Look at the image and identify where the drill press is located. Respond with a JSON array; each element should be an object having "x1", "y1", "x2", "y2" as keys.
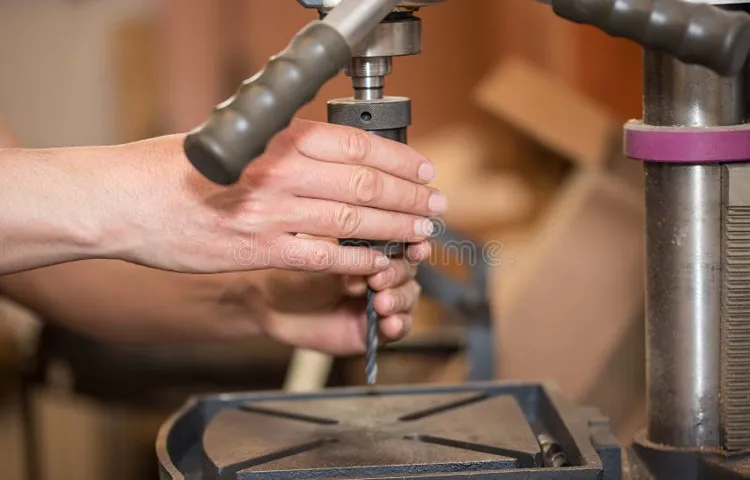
[{"x1": 164, "y1": 0, "x2": 750, "y2": 478}]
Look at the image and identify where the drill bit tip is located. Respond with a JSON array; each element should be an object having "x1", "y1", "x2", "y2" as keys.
[{"x1": 366, "y1": 364, "x2": 378, "y2": 385}]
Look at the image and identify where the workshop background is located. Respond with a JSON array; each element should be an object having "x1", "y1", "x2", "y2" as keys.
[{"x1": 0, "y1": 1, "x2": 644, "y2": 480}]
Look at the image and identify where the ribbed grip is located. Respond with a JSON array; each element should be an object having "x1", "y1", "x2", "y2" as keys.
[
  {"x1": 184, "y1": 21, "x2": 351, "y2": 185},
  {"x1": 551, "y1": 0, "x2": 750, "y2": 76}
]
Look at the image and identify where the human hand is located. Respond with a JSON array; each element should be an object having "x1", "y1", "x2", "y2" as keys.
[
  {"x1": 252, "y1": 241, "x2": 430, "y2": 355},
  {"x1": 113, "y1": 119, "x2": 445, "y2": 275}
]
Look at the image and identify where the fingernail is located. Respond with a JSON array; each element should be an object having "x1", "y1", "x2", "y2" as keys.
[
  {"x1": 418, "y1": 163, "x2": 436, "y2": 182},
  {"x1": 375, "y1": 256, "x2": 390, "y2": 269},
  {"x1": 428, "y1": 192, "x2": 448, "y2": 214},
  {"x1": 414, "y1": 218, "x2": 434, "y2": 237}
]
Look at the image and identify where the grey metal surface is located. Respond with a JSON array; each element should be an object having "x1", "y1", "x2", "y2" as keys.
[
  {"x1": 322, "y1": 0, "x2": 400, "y2": 50},
  {"x1": 157, "y1": 382, "x2": 621, "y2": 480},
  {"x1": 345, "y1": 57, "x2": 392, "y2": 100},
  {"x1": 644, "y1": 161, "x2": 723, "y2": 449},
  {"x1": 414, "y1": 226, "x2": 494, "y2": 381},
  {"x1": 643, "y1": 53, "x2": 746, "y2": 126},
  {"x1": 203, "y1": 393, "x2": 541, "y2": 476},
  {"x1": 626, "y1": 431, "x2": 750, "y2": 480},
  {"x1": 643, "y1": 50, "x2": 747, "y2": 449},
  {"x1": 328, "y1": 97, "x2": 411, "y2": 130},
  {"x1": 343, "y1": 14, "x2": 420, "y2": 101},
  {"x1": 351, "y1": 14, "x2": 421, "y2": 57}
]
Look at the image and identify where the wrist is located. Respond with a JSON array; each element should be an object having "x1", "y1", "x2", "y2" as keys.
[
  {"x1": 91, "y1": 135, "x2": 197, "y2": 264},
  {"x1": 55, "y1": 143, "x2": 153, "y2": 262},
  {"x1": 0, "y1": 146, "x2": 118, "y2": 270}
]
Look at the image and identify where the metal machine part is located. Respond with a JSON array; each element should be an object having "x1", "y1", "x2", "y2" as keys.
[
  {"x1": 415, "y1": 226, "x2": 495, "y2": 381},
  {"x1": 620, "y1": 2, "x2": 750, "y2": 477},
  {"x1": 540, "y1": 0, "x2": 750, "y2": 75},
  {"x1": 157, "y1": 382, "x2": 621, "y2": 480},
  {"x1": 322, "y1": 7, "x2": 426, "y2": 385},
  {"x1": 642, "y1": 52, "x2": 743, "y2": 450}
]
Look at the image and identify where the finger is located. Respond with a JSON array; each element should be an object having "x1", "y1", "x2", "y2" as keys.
[
  {"x1": 288, "y1": 119, "x2": 436, "y2": 184},
  {"x1": 288, "y1": 160, "x2": 448, "y2": 217},
  {"x1": 379, "y1": 314, "x2": 412, "y2": 342},
  {"x1": 344, "y1": 275, "x2": 368, "y2": 296},
  {"x1": 271, "y1": 237, "x2": 391, "y2": 276},
  {"x1": 406, "y1": 240, "x2": 432, "y2": 263},
  {"x1": 373, "y1": 280, "x2": 421, "y2": 316},
  {"x1": 282, "y1": 198, "x2": 434, "y2": 243},
  {"x1": 368, "y1": 258, "x2": 419, "y2": 291}
]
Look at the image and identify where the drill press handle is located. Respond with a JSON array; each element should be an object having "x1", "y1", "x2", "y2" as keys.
[
  {"x1": 550, "y1": 0, "x2": 750, "y2": 76},
  {"x1": 183, "y1": 22, "x2": 350, "y2": 186},
  {"x1": 183, "y1": 0, "x2": 401, "y2": 186}
]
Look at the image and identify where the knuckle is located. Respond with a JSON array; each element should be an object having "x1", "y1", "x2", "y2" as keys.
[
  {"x1": 341, "y1": 129, "x2": 372, "y2": 164},
  {"x1": 393, "y1": 291, "x2": 407, "y2": 310},
  {"x1": 350, "y1": 167, "x2": 383, "y2": 205},
  {"x1": 408, "y1": 185, "x2": 428, "y2": 211},
  {"x1": 389, "y1": 262, "x2": 405, "y2": 284},
  {"x1": 406, "y1": 263, "x2": 419, "y2": 280},
  {"x1": 335, "y1": 204, "x2": 363, "y2": 238},
  {"x1": 255, "y1": 156, "x2": 292, "y2": 187},
  {"x1": 306, "y1": 243, "x2": 336, "y2": 272},
  {"x1": 379, "y1": 266, "x2": 396, "y2": 287}
]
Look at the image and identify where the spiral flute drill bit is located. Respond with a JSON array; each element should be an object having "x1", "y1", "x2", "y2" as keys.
[{"x1": 365, "y1": 289, "x2": 379, "y2": 384}]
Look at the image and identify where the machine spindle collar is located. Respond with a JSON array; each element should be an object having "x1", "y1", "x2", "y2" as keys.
[{"x1": 625, "y1": 120, "x2": 750, "y2": 163}]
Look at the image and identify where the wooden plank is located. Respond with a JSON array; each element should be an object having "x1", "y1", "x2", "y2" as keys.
[
  {"x1": 495, "y1": 170, "x2": 644, "y2": 404},
  {"x1": 475, "y1": 57, "x2": 619, "y2": 170}
]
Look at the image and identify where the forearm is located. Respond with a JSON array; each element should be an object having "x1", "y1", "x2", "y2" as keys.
[
  {"x1": 0, "y1": 260, "x2": 266, "y2": 343},
  {"x1": 0, "y1": 146, "x2": 126, "y2": 274}
]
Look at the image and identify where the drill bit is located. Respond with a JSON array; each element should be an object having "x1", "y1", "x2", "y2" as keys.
[
  {"x1": 340, "y1": 238, "x2": 394, "y2": 385},
  {"x1": 365, "y1": 288, "x2": 379, "y2": 385}
]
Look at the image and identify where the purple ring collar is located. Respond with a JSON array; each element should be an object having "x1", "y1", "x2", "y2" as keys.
[{"x1": 624, "y1": 120, "x2": 750, "y2": 163}]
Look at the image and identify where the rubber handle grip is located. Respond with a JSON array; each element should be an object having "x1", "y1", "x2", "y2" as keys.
[
  {"x1": 551, "y1": 0, "x2": 750, "y2": 76},
  {"x1": 184, "y1": 21, "x2": 351, "y2": 185}
]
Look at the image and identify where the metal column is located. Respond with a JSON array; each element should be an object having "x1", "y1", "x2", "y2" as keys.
[{"x1": 643, "y1": 52, "x2": 747, "y2": 448}]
